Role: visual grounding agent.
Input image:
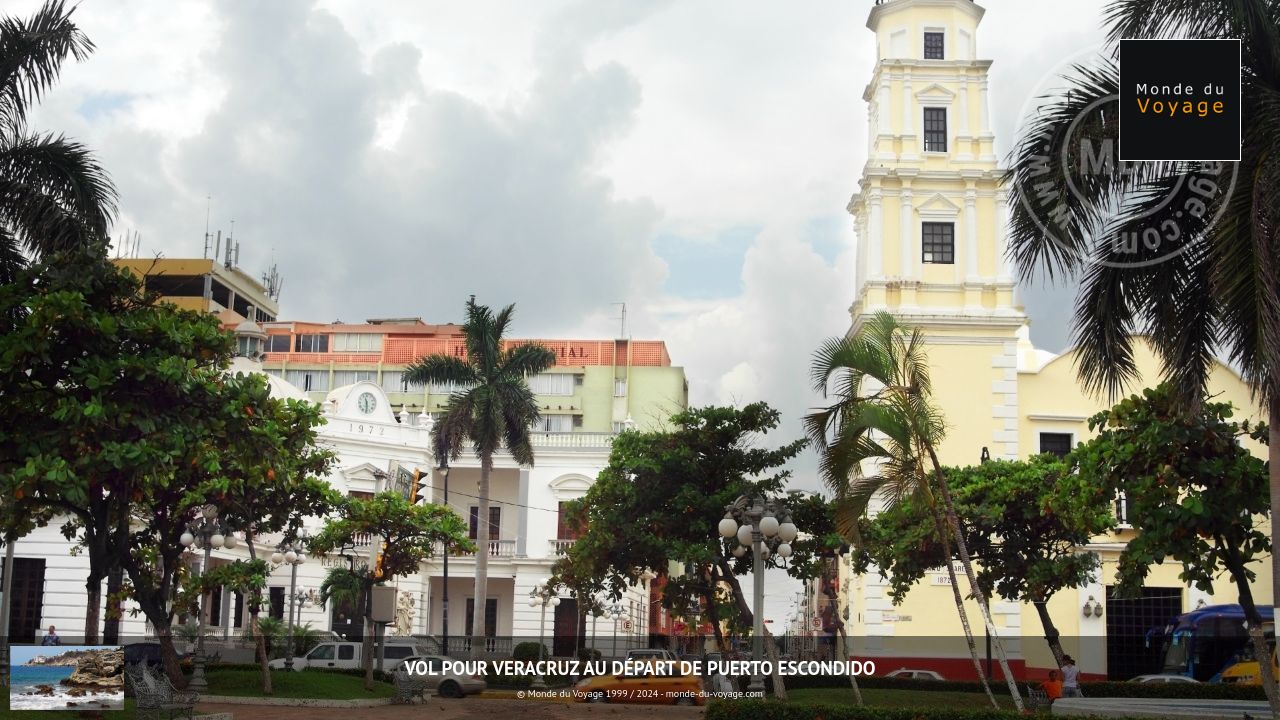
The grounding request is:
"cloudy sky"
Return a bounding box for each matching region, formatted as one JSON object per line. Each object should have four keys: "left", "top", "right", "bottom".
{"left": 18, "top": 0, "right": 1111, "bottom": 622}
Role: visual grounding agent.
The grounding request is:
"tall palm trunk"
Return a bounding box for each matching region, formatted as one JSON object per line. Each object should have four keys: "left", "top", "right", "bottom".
{"left": 1270, "top": 394, "right": 1279, "bottom": 701}
{"left": 928, "top": 446, "right": 1023, "bottom": 712}
{"left": 915, "top": 445, "right": 997, "bottom": 707}
{"left": 935, "top": 511, "right": 998, "bottom": 707}
{"left": 470, "top": 455, "right": 492, "bottom": 658}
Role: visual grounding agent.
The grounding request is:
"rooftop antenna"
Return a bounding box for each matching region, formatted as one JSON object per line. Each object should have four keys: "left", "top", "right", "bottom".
{"left": 202, "top": 195, "right": 212, "bottom": 258}
{"left": 612, "top": 302, "right": 627, "bottom": 339}
{"left": 214, "top": 230, "right": 222, "bottom": 263}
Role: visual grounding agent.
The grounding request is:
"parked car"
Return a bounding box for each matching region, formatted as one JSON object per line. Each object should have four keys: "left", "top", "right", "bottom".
{"left": 395, "top": 655, "right": 486, "bottom": 698}
{"left": 625, "top": 648, "right": 678, "bottom": 663}
{"left": 885, "top": 668, "right": 945, "bottom": 681}
{"left": 267, "top": 638, "right": 432, "bottom": 671}
{"left": 574, "top": 661, "right": 703, "bottom": 705}
{"left": 123, "top": 642, "right": 192, "bottom": 669}
{"left": 1129, "top": 673, "right": 1200, "bottom": 683}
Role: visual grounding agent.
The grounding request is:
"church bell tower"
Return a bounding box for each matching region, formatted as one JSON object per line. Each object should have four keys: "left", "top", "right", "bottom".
{"left": 847, "top": 0, "right": 1028, "bottom": 464}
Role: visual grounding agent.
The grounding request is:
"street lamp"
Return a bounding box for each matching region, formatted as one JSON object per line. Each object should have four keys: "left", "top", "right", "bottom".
{"left": 272, "top": 537, "right": 309, "bottom": 670}
{"left": 718, "top": 495, "right": 799, "bottom": 695}
{"left": 606, "top": 603, "right": 626, "bottom": 661}
{"left": 179, "top": 504, "right": 231, "bottom": 693}
{"left": 527, "top": 579, "right": 559, "bottom": 690}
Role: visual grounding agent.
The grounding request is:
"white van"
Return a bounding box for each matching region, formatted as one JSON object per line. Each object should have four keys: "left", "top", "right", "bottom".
{"left": 268, "top": 639, "right": 430, "bottom": 671}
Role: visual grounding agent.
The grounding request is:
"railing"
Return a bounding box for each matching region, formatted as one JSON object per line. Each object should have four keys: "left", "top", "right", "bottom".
{"left": 435, "top": 539, "right": 516, "bottom": 558}
{"left": 527, "top": 432, "right": 614, "bottom": 449}
{"left": 549, "top": 539, "right": 577, "bottom": 556}
{"left": 434, "top": 636, "right": 511, "bottom": 658}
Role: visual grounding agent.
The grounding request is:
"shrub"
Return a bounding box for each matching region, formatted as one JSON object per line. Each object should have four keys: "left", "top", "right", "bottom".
{"left": 513, "top": 641, "right": 548, "bottom": 662}
{"left": 578, "top": 647, "right": 602, "bottom": 663}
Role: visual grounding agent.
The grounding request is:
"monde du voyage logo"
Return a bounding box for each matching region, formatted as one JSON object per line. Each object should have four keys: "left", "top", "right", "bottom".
{"left": 1119, "top": 38, "right": 1241, "bottom": 161}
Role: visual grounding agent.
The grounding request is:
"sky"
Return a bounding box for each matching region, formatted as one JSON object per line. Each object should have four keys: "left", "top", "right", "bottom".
{"left": 9, "top": 645, "right": 116, "bottom": 666}
{"left": 14, "top": 0, "right": 1110, "bottom": 625}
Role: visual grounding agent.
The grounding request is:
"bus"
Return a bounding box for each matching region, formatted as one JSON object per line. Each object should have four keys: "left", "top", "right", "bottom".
{"left": 1153, "top": 604, "right": 1274, "bottom": 681}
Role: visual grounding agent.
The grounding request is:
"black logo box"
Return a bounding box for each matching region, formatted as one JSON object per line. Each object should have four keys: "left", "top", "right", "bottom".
{"left": 1119, "top": 38, "right": 1241, "bottom": 162}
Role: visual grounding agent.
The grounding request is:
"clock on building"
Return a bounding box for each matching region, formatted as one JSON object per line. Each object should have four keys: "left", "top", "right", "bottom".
{"left": 357, "top": 392, "right": 377, "bottom": 414}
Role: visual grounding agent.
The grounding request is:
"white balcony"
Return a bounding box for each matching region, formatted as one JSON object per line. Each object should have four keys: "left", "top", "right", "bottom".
{"left": 548, "top": 538, "right": 577, "bottom": 556}
{"left": 434, "top": 539, "right": 517, "bottom": 558}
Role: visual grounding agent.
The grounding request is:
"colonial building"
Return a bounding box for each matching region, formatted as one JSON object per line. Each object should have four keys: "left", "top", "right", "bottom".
{"left": 840, "top": 0, "right": 1269, "bottom": 680}
{"left": 5, "top": 259, "right": 686, "bottom": 658}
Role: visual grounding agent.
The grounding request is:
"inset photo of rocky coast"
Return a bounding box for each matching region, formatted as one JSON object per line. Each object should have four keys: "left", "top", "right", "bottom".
{"left": 8, "top": 646, "right": 125, "bottom": 711}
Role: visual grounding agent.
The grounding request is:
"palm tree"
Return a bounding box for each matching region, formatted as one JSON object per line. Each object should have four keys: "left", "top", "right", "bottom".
{"left": 1, "top": 0, "right": 116, "bottom": 285}
{"left": 805, "top": 312, "right": 1023, "bottom": 711}
{"left": 1004, "top": 1, "right": 1280, "bottom": 710}
{"left": 404, "top": 297, "right": 556, "bottom": 656}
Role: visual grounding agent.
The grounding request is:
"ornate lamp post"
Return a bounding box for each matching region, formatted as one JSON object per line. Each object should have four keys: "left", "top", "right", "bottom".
{"left": 179, "top": 504, "right": 234, "bottom": 693}
{"left": 606, "top": 603, "right": 625, "bottom": 661}
{"left": 717, "top": 495, "right": 798, "bottom": 695}
{"left": 271, "top": 538, "right": 308, "bottom": 670}
{"left": 527, "top": 579, "right": 559, "bottom": 690}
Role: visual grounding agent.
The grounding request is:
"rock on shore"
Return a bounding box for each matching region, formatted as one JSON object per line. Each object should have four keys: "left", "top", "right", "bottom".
{"left": 58, "top": 649, "right": 125, "bottom": 691}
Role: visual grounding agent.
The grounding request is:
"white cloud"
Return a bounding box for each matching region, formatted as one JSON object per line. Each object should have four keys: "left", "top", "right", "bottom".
{"left": 17, "top": 0, "right": 1109, "bottom": 508}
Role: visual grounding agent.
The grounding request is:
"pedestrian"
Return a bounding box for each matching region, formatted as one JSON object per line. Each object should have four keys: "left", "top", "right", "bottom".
{"left": 41, "top": 625, "right": 60, "bottom": 646}
{"left": 1061, "top": 655, "right": 1081, "bottom": 697}
{"left": 1041, "top": 669, "right": 1063, "bottom": 702}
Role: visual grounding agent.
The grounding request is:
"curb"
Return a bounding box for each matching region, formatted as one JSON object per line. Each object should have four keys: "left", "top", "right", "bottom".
{"left": 197, "top": 695, "right": 394, "bottom": 707}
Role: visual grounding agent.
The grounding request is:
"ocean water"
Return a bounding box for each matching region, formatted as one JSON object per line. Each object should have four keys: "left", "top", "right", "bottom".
{"left": 9, "top": 665, "right": 124, "bottom": 711}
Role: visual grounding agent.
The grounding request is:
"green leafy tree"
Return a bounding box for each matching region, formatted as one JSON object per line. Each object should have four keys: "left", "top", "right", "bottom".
{"left": 1075, "top": 384, "right": 1274, "bottom": 709}
{"left": 854, "top": 455, "right": 1112, "bottom": 667}
{"left": 0, "top": 0, "right": 117, "bottom": 286}
{"left": 0, "top": 248, "right": 233, "bottom": 645}
{"left": 118, "top": 372, "right": 335, "bottom": 686}
{"left": 310, "top": 492, "right": 472, "bottom": 689}
{"left": 557, "top": 403, "right": 814, "bottom": 696}
{"left": 204, "top": 374, "right": 338, "bottom": 695}
{"left": 805, "top": 312, "right": 1022, "bottom": 710}
{"left": 1003, "top": 0, "right": 1280, "bottom": 683}
{"left": 403, "top": 297, "right": 556, "bottom": 656}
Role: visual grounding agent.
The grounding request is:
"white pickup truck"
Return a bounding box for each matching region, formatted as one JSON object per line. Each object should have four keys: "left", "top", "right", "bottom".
{"left": 268, "top": 639, "right": 432, "bottom": 671}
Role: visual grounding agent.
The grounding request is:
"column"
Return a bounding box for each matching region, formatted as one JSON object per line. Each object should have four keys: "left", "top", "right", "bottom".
{"left": 868, "top": 193, "right": 884, "bottom": 279}
{"left": 876, "top": 80, "right": 892, "bottom": 160}
{"left": 901, "top": 77, "right": 915, "bottom": 159}
{"left": 516, "top": 469, "right": 530, "bottom": 558}
{"left": 899, "top": 188, "right": 914, "bottom": 280}
{"left": 957, "top": 76, "right": 970, "bottom": 136}
{"left": 979, "top": 78, "right": 991, "bottom": 135}
{"left": 995, "top": 189, "right": 1012, "bottom": 283}
{"left": 965, "top": 190, "right": 979, "bottom": 282}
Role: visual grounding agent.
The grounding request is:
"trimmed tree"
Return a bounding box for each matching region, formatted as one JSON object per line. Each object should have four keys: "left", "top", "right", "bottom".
{"left": 309, "top": 492, "right": 472, "bottom": 689}
{"left": 853, "top": 454, "right": 1112, "bottom": 667}
{"left": 0, "top": 249, "right": 232, "bottom": 645}
{"left": 1075, "top": 384, "right": 1275, "bottom": 711}
{"left": 556, "top": 403, "right": 819, "bottom": 697}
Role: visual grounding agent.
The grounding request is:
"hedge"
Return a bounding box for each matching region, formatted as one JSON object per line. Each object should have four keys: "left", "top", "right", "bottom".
{"left": 768, "top": 674, "right": 1265, "bottom": 701}
{"left": 197, "top": 663, "right": 394, "bottom": 683}
{"left": 706, "top": 700, "right": 1026, "bottom": 720}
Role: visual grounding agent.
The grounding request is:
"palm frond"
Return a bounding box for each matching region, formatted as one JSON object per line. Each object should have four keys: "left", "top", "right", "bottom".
{"left": 0, "top": 131, "right": 116, "bottom": 248}
{"left": 0, "top": 0, "right": 93, "bottom": 136}
{"left": 403, "top": 353, "right": 477, "bottom": 388}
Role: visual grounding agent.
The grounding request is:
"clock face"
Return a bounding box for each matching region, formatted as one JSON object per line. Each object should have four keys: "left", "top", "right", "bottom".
{"left": 357, "top": 392, "right": 377, "bottom": 414}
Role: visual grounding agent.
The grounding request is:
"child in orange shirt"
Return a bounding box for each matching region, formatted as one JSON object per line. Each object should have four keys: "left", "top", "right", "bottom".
{"left": 1041, "top": 669, "right": 1063, "bottom": 701}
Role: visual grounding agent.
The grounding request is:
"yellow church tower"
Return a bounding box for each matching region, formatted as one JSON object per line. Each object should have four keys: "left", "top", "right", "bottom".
{"left": 848, "top": 0, "right": 1026, "bottom": 467}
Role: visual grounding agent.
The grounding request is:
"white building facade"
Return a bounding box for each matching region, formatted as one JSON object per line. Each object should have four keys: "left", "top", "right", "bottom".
{"left": 4, "top": 336, "right": 657, "bottom": 659}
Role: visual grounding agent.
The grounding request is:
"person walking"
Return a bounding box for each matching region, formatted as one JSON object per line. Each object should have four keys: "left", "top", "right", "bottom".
{"left": 1061, "top": 655, "right": 1081, "bottom": 697}
{"left": 41, "top": 626, "right": 60, "bottom": 646}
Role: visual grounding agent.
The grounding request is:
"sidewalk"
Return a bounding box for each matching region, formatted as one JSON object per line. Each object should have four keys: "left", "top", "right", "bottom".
{"left": 1052, "top": 697, "right": 1272, "bottom": 719}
